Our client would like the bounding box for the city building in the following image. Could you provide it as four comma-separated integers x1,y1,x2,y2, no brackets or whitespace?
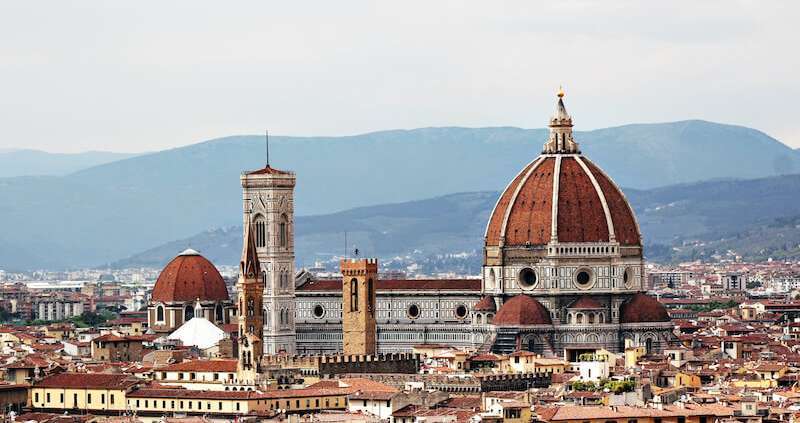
293,90,673,357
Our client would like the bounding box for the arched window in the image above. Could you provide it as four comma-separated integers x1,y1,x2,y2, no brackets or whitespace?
156,305,164,322
215,304,223,322
576,313,583,324
247,297,255,317
350,278,359,312
646,338,654,354
279,214,288,248
254,214,266,248
184,305,194,321
367,278,374,313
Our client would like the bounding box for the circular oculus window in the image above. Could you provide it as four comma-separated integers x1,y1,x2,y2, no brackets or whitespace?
407,304,421,319
573,268,595,290
312,304,325,319
455,304,468,319
623,267,636,289
518,268,538,289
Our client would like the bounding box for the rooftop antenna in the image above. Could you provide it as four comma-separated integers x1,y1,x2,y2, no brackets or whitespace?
265,130,270,168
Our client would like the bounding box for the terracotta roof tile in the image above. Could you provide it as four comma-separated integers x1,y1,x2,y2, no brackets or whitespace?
33,373,139,390
297,279,480,292
151,252,229,303
493,295,552,326
156,359,237,373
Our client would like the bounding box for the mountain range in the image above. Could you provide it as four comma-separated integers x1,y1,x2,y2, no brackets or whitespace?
1,120,798,270
112,173,800,270
0,149,137,178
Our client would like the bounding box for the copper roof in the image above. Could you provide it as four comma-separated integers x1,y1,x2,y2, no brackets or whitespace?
493,295,552,326
151,251,229,303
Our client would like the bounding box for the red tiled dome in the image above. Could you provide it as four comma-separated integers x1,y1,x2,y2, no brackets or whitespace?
485,155,640,247
473,296,497,312
151,249,229,303
620,293,670,324
493,295,552,326
568,296,603,309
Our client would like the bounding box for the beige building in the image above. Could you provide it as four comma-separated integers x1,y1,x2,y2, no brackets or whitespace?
30,373,140,412
154,359,238,391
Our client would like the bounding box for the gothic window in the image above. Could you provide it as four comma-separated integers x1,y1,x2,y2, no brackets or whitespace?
215,304,223,322
254,214,266,248
247,298,255,317
184,305,194,321
262,271,268,287
279,214,288,247
367,278,374,313
156,305,164,322
350,279,359,312
646,338,654,354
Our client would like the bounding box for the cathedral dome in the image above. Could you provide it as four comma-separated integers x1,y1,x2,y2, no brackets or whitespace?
484,91,640,248
493,295,552,326
473,296,497,312
620,293,670,324
152,249,230,303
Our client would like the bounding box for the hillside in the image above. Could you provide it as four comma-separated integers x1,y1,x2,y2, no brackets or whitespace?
114,173,800,270
0,149,137,177
1,120,798,270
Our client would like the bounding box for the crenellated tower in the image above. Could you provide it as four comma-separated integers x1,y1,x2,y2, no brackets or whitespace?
341,258,378,356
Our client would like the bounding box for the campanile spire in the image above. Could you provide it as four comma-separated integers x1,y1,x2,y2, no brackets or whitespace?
543,87,580,154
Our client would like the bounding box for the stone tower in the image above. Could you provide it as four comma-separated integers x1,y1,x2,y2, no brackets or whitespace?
237,221,263,384
341,258,377,355
241,165,296,355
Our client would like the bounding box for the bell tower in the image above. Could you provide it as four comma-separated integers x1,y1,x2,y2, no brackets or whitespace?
237,221,263,384
241,164,297,355
341,258,377,355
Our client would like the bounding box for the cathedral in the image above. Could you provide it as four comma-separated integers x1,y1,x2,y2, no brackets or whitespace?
148,90,673,360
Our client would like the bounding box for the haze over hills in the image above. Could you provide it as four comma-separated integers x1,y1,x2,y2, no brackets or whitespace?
0,149,138,177
0,120,798,270
115,173,800,270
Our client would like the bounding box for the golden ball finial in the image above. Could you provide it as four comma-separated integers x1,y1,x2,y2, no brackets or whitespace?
557,86,565,98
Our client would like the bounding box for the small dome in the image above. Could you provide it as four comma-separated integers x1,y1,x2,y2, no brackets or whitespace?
473,296,497,312
167,317,227,350
568,296,603,309
493,295,552,326
152,251,229,303
620,293,670,324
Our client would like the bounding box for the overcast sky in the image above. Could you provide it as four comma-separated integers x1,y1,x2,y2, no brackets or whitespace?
1,1,798,153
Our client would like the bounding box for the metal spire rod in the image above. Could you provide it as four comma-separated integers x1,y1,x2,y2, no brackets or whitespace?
265,130,270,168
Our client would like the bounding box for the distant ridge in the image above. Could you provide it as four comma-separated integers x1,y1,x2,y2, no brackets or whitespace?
1,120,799,270
0,149,138,177
113,172,800,269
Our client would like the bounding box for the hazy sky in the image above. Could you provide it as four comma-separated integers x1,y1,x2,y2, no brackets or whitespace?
2,1,799,153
